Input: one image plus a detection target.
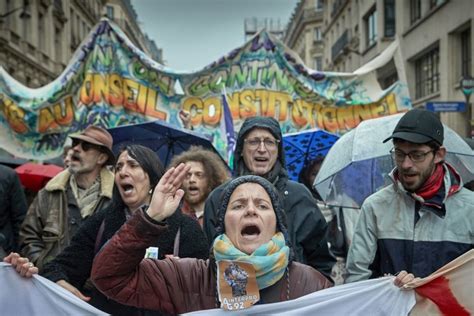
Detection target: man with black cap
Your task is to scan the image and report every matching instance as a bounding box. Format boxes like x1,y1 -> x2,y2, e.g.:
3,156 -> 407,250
19,125 -> 115,271
346,108 -> 474,284
203,116 -> 336,281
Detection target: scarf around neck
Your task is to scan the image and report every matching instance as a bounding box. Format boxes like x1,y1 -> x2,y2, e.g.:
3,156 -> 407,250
415,163 -> 444,200
69,175 -> 102,218
393,162 -> 462,218
213,233 -> 289,290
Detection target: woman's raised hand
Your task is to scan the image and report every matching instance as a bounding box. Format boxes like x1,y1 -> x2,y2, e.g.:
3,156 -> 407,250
3,252 -> 38,278
147,163 -> 190,221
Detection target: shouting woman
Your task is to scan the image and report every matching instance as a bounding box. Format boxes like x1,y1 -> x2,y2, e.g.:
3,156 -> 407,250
90,164 -> 332,314
5,145 -> 208,315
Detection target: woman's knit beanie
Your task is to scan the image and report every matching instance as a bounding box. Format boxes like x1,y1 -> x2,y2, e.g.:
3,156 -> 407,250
215,175 -> 289,242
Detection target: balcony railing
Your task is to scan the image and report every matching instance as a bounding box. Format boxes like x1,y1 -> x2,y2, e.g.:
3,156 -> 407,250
331,0 -> 349,18
303,9 -> 324,21
331,29 -> 348,60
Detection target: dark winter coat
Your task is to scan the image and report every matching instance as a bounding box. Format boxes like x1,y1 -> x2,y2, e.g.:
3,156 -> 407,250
42,204 -> 209,316
203,116 -> 336,280
0,165 -> 27,254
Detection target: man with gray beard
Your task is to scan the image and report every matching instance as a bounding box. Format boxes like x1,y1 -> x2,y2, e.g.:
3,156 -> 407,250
19,126 -> 115,271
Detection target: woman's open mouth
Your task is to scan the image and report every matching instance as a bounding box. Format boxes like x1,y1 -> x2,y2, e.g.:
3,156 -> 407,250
120,183 -> 135,195
240,225 -> 261,240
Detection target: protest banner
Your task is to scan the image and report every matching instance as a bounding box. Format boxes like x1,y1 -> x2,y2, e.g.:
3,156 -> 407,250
0,19 -> 411,162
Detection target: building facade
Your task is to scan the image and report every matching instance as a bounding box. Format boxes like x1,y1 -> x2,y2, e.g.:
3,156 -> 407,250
0,0 -> 162,88
284,0 -> 325,71
244,17 -> 286,42
320,0 -> 473,137
104,0 -> 162,62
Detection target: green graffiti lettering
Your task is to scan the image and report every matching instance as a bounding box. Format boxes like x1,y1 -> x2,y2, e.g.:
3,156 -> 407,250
92,46 -> 113,69
250,64 -> 259,86
148,70 -> 172,95
131,60 -> 148,81
293,80 -> 312,98
188,76 -> 210,96
261,64 -> 289,91
226,65 -> 249,89
209,70 -> 227,93
260,67 -> 269,87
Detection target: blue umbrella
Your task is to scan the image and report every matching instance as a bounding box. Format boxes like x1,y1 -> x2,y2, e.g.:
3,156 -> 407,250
283,129 -> 340,181
108,120 -> 225,167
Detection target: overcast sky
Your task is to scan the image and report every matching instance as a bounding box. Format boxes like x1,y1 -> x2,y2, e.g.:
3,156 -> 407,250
132,0 -> 297,72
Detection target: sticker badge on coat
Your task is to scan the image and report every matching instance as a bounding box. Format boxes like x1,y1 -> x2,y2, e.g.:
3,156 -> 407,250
144,247 -> 159,259
217,260 -> 259,310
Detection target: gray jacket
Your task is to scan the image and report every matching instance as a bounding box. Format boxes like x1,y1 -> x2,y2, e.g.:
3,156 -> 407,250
346,165 -> 474,282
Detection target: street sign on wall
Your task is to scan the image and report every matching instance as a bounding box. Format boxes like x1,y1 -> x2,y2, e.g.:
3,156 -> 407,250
425,101 -> 466,112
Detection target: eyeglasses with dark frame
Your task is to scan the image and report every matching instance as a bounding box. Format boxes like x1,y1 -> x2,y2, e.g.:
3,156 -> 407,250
244,138 -> 280,150
72,139 -> 104,152
390,148 -> 435,163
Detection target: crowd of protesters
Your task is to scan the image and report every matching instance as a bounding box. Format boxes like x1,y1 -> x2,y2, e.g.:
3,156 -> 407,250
2,108 -> 474,314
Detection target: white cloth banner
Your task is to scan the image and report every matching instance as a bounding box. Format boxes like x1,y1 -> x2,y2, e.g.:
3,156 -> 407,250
0,263 -> 107,315
186,276 -> 416,315
406,249 -> 474,316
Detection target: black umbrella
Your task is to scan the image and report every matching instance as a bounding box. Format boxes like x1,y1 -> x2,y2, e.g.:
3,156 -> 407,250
108,120 -> 226,167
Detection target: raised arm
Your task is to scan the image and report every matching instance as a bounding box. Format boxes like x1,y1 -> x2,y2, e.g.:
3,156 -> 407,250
147,163 -> 189,221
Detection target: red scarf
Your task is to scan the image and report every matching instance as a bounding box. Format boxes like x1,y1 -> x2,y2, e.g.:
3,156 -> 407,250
394,163 -> 461,217
415,163 -> 444,201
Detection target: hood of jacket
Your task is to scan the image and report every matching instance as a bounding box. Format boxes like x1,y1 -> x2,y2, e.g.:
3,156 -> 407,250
44,167 -> 114,199
233,116 -> 286,177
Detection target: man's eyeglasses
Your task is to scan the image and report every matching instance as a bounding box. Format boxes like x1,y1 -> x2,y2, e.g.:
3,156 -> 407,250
244,138 -> 280,150
390,148 -> 435,163
72,139 -> 103,152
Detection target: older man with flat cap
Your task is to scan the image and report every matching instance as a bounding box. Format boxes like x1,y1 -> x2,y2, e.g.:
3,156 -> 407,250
19,126 -> 115,271
346,108 -> 474,287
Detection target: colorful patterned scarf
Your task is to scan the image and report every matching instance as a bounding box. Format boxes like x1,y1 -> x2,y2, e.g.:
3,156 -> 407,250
213,232 -> 289,290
